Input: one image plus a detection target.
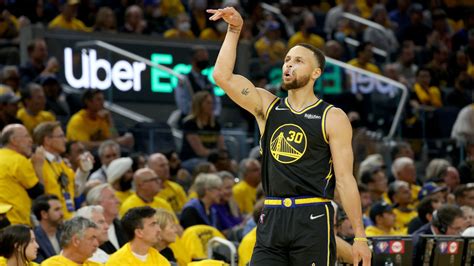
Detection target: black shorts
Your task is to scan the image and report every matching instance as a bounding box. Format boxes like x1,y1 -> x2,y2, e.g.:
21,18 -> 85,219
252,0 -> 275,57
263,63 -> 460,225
250,199 -> 336,266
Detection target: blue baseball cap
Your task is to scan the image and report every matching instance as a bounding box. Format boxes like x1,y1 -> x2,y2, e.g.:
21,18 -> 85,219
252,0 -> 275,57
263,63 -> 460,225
418,182 -> 447,200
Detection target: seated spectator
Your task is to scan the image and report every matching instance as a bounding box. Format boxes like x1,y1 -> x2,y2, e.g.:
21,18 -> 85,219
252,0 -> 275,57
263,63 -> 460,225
39,75 -> 70,118
357,154 -> 385,184
147,153 -> 187,214
63,141 -> 87,172
454,183 -> 474,208
180,91 -> 225,172
208,149 -> 236,173
1,66 -> 21,94
93,7 -> 117,33
119,168 -> 174,218
17,83 -> 56,134
390,157 -> 421,205
408,196 -> 442,234
89,140 -> 121,183
106,206 -> 170,265
417,182 -> 447,203
336,207 -> 354,241
199,20 -> 227,41
388,181 -> 418,232
425,158 -> 451,183
390,141 -> 415,161
86,184 -> 127,254
165,151 -> 191,188
154,208 -> 179,264
365,202 -> 403,236
106,157 -> 134,204
288,12 -> 325,50
66,90 -> 134,150
188,0 -> 208,37
348,42 -> 381,74
393,42 -> 418,88
119,5 -> 150,34
359,184 -> 374,227
446,71 -> 473,109
400,4 -> 431,48
363,4 -> 399,55
32,195 -> 63,263
0,89 -> 21,130
48,0 -> 90,32
254,20 -> 287,65
233,159 -> 261,215
19,39 -> 59,86
33,121 -> 93,219
0,124 -> 44,225
412,204 -> 466,264
324,0 -> 355,39
75,205 -> 110,264
424,44 -> 450,87
451,104 -> 474,145
41,217 -> 99,266
0,225 -> 39,265
214,171 -> 243,233
164,12 -> 195,39
359,166 -> 388,203
0,203 -> 12,230
180,173 -> 222,229
411,68 -> 443,108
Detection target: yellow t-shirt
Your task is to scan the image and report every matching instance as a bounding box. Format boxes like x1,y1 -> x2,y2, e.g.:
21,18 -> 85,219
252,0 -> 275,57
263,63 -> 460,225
187,260 -> 229,266
163,29 -> 195,39
66,109 -> 111,142
42,159 -> 76,220
347,59 -> 381,74
0,148 -> 39,225
119,193 -> 175,218
115,190 -> 132,206
106,243 -> 170,266
232,181 -> 257,215
160,0 -> 185,18
181,225 -> 225,260
254,37 -> 287,64
238,228 -> 256,266
156,180 -> 187,213
41,255 -> 102,266
17,108 -> 56,134
169,236 -> 192,266
48,14 -> 91,32
393,208 -> 418,232
382,185 -> 420,208
413,83 -> 443,107
0,257 -> 38,266
288,31 -> 325,50
365,226 -> 405,237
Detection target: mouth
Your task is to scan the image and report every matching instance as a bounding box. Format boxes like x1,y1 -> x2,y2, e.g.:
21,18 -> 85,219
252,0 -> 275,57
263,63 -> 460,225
283,69 -> 293,80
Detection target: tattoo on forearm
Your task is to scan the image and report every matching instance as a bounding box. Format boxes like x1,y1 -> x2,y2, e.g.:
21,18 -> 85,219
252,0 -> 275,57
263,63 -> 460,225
241,88 -> 249,96
228,25 -> 241,34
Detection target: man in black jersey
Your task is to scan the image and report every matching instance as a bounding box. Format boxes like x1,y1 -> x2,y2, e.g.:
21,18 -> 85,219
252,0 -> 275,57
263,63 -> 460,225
208,7 -> 371,266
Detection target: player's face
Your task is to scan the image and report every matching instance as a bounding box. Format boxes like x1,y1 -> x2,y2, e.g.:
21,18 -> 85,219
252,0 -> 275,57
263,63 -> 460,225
281,46 -> 318,91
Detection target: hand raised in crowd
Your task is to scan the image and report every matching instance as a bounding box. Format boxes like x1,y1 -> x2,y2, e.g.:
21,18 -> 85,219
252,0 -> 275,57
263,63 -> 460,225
207,7 -> 243,29
44,57 -> 59,74
31,146 -> 45,167
79,152 -> 94,172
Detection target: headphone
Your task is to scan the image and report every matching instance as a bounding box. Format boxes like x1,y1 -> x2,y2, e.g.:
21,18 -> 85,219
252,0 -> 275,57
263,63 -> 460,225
432,210 -> 448,234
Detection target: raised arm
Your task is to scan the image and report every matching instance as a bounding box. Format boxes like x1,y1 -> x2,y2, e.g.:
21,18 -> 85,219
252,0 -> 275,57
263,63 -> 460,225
326,107 -> 371,266
208,8 -> 275,127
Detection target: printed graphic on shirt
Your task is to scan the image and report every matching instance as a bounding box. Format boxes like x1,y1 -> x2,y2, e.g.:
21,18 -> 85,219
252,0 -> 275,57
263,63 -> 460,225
269,123 -> 307,164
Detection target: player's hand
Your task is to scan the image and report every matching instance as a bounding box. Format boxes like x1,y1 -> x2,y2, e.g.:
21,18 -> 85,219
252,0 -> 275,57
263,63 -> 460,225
353,241 -> 371,266
207,7 -> 243,28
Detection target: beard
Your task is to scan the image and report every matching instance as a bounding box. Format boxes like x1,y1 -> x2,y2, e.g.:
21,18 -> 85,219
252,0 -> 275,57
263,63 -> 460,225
281,74 -> 311,91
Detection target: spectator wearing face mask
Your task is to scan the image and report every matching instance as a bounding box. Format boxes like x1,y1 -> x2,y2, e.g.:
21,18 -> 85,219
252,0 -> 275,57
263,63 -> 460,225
164,12 -> 195,39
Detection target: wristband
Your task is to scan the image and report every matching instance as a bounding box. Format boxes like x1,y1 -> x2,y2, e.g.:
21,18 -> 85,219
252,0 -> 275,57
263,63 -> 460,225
354,237 -> 368,242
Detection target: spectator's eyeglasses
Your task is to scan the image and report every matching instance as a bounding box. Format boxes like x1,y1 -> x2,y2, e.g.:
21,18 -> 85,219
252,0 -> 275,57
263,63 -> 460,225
144,177 -> 161,184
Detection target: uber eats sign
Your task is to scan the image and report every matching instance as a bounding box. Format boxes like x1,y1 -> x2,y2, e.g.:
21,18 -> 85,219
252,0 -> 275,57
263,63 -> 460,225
62,46 -> 225,102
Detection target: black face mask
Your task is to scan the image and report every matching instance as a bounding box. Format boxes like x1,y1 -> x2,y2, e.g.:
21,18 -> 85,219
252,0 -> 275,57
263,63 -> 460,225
119,178 -> 132,191
196,59 -> 210,70
0,217 -> 11,229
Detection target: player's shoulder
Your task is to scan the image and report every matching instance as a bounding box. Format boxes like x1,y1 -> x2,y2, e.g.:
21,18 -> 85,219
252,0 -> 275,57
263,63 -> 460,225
326,107 -> 351,130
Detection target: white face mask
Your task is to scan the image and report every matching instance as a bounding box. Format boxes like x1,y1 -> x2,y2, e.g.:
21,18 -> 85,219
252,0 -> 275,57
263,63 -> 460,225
178,21 -> 191,32
216,21 -> 227,33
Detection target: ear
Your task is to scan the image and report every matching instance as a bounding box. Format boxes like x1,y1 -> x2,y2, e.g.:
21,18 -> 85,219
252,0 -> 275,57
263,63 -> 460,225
134,228 -> 143,239
40,210 -> 48,221
312,68 -> 322,80
72,234 -> 80,247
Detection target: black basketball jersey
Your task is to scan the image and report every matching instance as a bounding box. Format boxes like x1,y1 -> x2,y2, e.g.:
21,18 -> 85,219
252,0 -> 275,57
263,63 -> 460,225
260,97 -> 335,199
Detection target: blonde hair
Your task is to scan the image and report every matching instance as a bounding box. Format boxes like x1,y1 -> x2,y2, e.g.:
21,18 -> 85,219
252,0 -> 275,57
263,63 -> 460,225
155,208 -> 176,229
185,91 -> 215,128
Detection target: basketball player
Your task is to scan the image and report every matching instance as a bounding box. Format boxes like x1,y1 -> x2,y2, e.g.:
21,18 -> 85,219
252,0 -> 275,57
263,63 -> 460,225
208,7 -> 371,266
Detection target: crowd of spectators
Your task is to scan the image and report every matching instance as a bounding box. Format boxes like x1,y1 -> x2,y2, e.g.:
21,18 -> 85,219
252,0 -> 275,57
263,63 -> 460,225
0,0 -> 473,265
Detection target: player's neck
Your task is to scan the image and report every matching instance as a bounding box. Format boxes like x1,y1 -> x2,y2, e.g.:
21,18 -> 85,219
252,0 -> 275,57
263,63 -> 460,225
287,88 -> 318,111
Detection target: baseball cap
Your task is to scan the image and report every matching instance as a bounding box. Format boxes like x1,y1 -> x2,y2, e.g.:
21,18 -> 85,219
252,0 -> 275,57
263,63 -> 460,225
369,201 -> 392,223
418,182 -> 447,200
0,203 -> 12,214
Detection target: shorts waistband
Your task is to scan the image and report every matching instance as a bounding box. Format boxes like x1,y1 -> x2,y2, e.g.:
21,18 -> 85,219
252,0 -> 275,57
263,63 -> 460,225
264,196 -> 331,208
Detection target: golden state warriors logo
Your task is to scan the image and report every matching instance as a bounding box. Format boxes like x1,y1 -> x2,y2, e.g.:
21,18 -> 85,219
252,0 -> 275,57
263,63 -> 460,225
270,124 -> 307,164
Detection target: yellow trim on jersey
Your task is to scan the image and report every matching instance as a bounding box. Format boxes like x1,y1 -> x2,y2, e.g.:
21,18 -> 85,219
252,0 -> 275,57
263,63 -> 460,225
265,97 -> 280,119
325,204 -> 330,266
321,105 -> 333,144
325,159 -> 333,181
285,98 -> 323,114
264,197 -> 330,207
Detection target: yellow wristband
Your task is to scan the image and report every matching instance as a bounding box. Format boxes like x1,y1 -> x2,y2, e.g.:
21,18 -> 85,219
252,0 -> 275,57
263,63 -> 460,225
354,237 -> 368,242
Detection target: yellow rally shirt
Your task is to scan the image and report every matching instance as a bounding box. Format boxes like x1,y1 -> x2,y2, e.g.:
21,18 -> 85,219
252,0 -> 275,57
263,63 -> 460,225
365,226 -> 405,237
347,59 -> 381,74
232,181 -> 257,215
238,228 -> 257,266
393,208 -> 418,232
106,243 -> 170,266
48,14 -> 91,32
41,255 -> 102,266
156,180 -> 187,213
17,108 -> 55,134
66,109 -> 110,142
119,193 -> 175,218
0,148 -> 39,225
0,257 -> 38,266
288,31 -> 325,49
42,158 -> 76,220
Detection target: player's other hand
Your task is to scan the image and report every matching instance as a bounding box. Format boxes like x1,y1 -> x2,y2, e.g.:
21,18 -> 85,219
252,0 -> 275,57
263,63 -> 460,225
207,7 -> 243,28
353,241 -> 371,266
